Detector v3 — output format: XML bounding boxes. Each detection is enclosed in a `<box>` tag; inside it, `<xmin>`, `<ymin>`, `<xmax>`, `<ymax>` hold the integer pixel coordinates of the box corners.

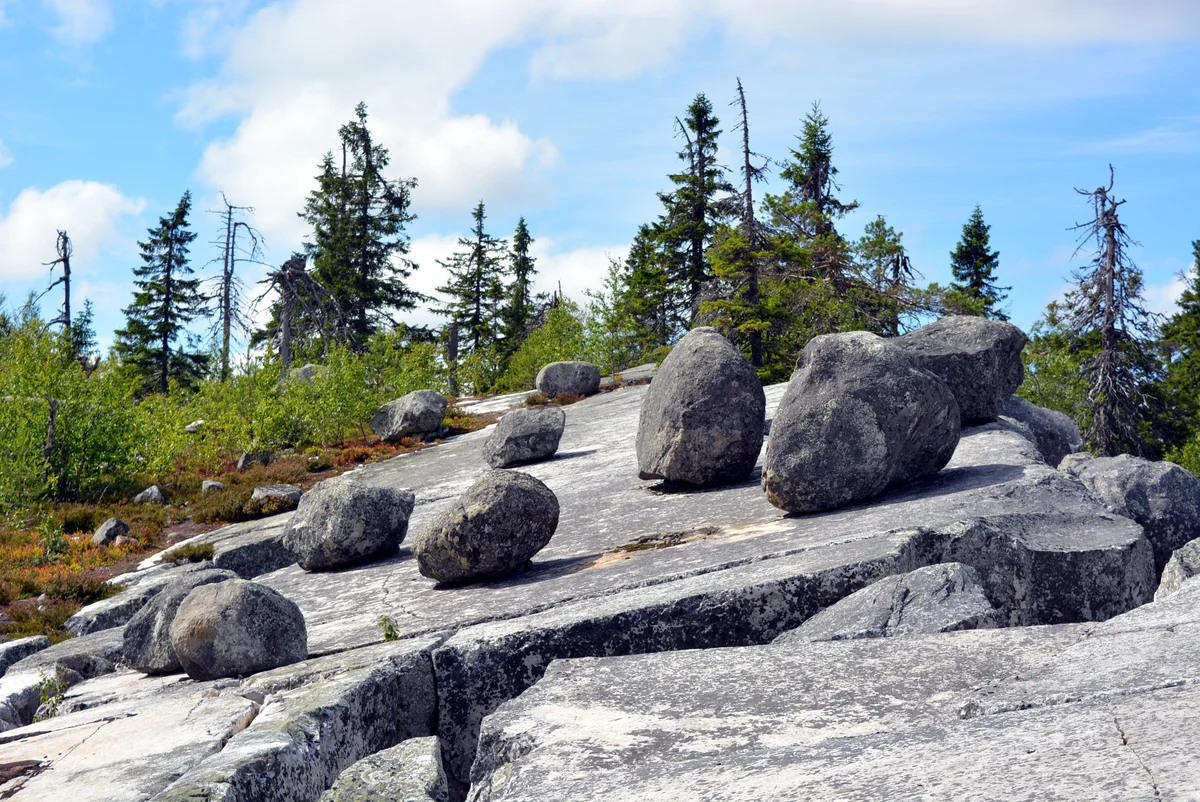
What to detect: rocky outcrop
<box><xmin>0</xmin><ymin>637</ymin><xmax>50</xmax><ymax>679</ymax></box>
<box><xmin>123</xmin><ymin>568</ymin><xmax>239</xmax><ymax>674</ymax></box>
<box><xmin>482</xmin><ymin>407</ymin><xmax>565</xmax><ymax>468</ymax></box>
<box><xmin>63</xmin><ymin>560</ymin><xmax>217</xmax><ymax>636</ymax></box>
<box><xmin>763</xmin><ymin>331</ymin><xmax>960</xmax><ymax>513</ymax></box>
<box><xmin>170</xmin><ymin>579</ymin><xmax>307</xmax><ymax>680</ymax></box>
<box><xmin>999</xmin><ymin>394</ymin><xmax>1083</xmax><ymax>466</ymax></box>
<box><xmin>91</xmin><ymin>517</ymin><xmax>129</xmax><ymax>546</ymax></box>
<box><xmin>370</xmin><ymin>390</ymin><xmax>448</xmax><ymax>443</ymax></box>
<box><xmin>319</xmin><ymin>736</ymin><xmax>448</xmax><ymax>802</ymax></box>
<box><xmin>774</xmin><ymin>562</ymin><xmax>1000</xmax><ymax>643</ymax></box>
<box><xmin>132</xmin><ymin>485</ymin><xmax>166</xmax><ymax>504</ymax></box>
<box><xmin>243</xmin><ymin>483</ymin><xmax>303</xmax><ymax>516</ymax></box>
<box><xmin>535</xmin><ymin>361</ymin><xmax>600</xmax><ymax>398</ymax></box>
<box><xmin>635</xmin><ymin>327</ymin><xmax>766</xmax><ymax>486</ymax></box>
<box><xmin>893</xmin><ymin>315</ymin><xmax>1027</xmax><ymax>423</ymax></box>
<box><xmin>283</xmin><ymin>478</ymin><xmax>416</xmax><ymax>570</ymax></box>
<box><xmin>1157</xmin><ymin>538</ymin><xmax>1200</xmax><ymax>599</ymax></box>
<box><xmin>1058</xmin><ymin>451</ymin><xmax>1094</xmax><ymax>476</ymax></box>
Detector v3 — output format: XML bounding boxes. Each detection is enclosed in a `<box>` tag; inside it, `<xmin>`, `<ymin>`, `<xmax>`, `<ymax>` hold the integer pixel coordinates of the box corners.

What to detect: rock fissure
<box><xmin>1114</xmin><ymin>714</ymin><xmax>1161</xmax><ymax>799</ymax></box>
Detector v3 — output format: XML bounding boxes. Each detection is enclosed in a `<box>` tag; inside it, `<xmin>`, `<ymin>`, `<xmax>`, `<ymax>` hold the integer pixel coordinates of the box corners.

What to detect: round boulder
<box><xmin>370</xmin><ymin>390</ymin><xmax>448</xmax><ymax>443</ymax></box>
<box><xmin>636</xmin><ymin>327</ymin><xmax>766</xmax><ymax>486</ymax></box>
<box><xmin>92</xmin><ymin>517</ymin><xmax>130</xmax><ymax>547</ymax></box>
<box><xmin>763</xmin><ymin>331</ymin><xmax>960</xmax><ymax>514</ymax></box>
<box><xmin>413</xmin><ymin>470</ymin><xmax>559</xmax><ymax>584</ymax></box>
<box><xmin>169</xmin><ymin>579</ymin><xmax>307</xmax><ymax>680</ymax></box>
<box><xmin>535</xmin><ymin>362</ymin><xmax>600</xmax><ymax>398</ymax></box>
<box><xmin>483</xmin><ymin>407</ymin><xmax>566</xmax><ymax>468</ymax></box>
<box><xmin>282</xmin><ymin>478</ymin><xmax>416</xmax><ymax>571</ymax></box>
<box><xmin>892</xmin><ymin>316</ymin><xmax>1027</xmax><ymax>423</ymax></box>
<box><xmin>123</xmin><ymin>568</ymin><xmax>239</xmax><ymax>674</ymax></box>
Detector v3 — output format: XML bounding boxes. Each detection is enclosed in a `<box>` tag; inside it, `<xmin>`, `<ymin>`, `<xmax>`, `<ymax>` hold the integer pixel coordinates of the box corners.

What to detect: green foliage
<box><xmin>497</xmin><ymin>303</ymin><xmax>587</xmax><ymax>392</ymax></box>
<box><xmin>378</xmin><ymin>614</ymin><xmax>399</xmax><ymax>641</ymax></box>
<box><xmin>436</xmin><ymin>201</ymin><xmax>509</xmax><ymax>360</ymax></box>
<box><xmin>38</xmin><ymin>516</ymin><xmax>68</xmax><ymax>563</ymax></box>
<box><xmin>949</xmin><ymin>205</ymin><xmax>1008</xmax><ymax>320</ymax></box>
<box><xmin>34</xmin><ymin>670</ymin><xmax>69</xmax><ymax>722</ymax></box>
<box><xmin>584</xmin><ymin>259</ymin><xmax>639</xmax><ymax>378</ymax></box>
<box><xmin>1018</xmin><ymin>303</ymin><xmax>1092</xmax><ymax>432</ymax></box>
<box><xmin>1160</xmin><ymin>239</ymin><xmax>1200</xmax><ymax>445</ymax></box>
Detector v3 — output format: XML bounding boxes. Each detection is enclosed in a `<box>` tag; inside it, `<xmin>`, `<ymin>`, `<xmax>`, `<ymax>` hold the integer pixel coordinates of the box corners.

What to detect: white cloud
<box><xmin>42</xmin><ymin>0</ymin><xmax>113</xmax><ymax>46</ymax></box>
<box><xmin>0</xmin><ymin>139</ymin><xmax>12</xmax><ymax>169</ymax></box>
<box><xmin>0</xmin><ymin>180</ymin><xmax>144</xmax><ymax>281</ymax></box>
<box><xmin>1146</xmin><ymin>273</ymin><xmax>1189</xmax><ymax>315</ymax></box>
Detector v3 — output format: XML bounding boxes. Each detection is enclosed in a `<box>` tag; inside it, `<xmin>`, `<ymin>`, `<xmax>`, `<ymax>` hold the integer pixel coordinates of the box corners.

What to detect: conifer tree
<box><xmin>623</xmin><ymin>224</ymin><xmax>682</xmax><ymax>357</ymax></box>
<box><xmin>500</xmin><ymin>217</ymin><xmax>538</xmax><ymax>351</ymax></box>
<box><xmin>948</xmin><ymin>205</ymin><xmax>1008</xmax><ymax>319</ymax></box>
<box><xmin>1160</xmin><ymin>238</ymin><xmax>1200</xmax><ymax>438</ymax></box>
<box><xmin>435</xmin><ymin>201</ymin><xmax>509</xmax><ymax>354</ymax></box>
<box><xmin>856</xmin><ymin>216</ymin><xmax>920</xmax><ymax>336</ymax></box>
<box><xmin>114</xmin><ymin>190</ymin><xmax>208</xmax><ymax>393</ymax></box>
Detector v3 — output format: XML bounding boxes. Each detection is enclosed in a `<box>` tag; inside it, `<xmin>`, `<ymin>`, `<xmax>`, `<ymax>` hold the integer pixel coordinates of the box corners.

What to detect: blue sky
<box><xmin>1</xmin><ymin>0</ymin><xmax>1199</xmax><ymax>353</ymax></box>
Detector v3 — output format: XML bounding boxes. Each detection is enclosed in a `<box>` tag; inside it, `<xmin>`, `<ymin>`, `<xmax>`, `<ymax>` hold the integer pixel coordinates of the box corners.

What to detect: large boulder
<box><xmin>483</xmin><ymin>407</ymin><xmax>566</xmax><ymax>468</ymax></box>
<box><xmin>370</xmin><ymin>390</ymin><xmax>448</xmax><ymax>443</ymax></box>
<box><xmin>123</xmin><ymin>568</ymin><xmax>239</xmax><ymax>674</ymax></box>
<box><xmin>169</xmin><ymin>579</ymin><xmax>307</xmax><ymax>680</ymax></box>
<box><xmin>535</xmin><ymin>361</ymin><xmax>600</xmax><ymax>398</ymax></box>
<box><xmin>243</xmin><ymin>483</ymin><xmax>303</xmax><ymax>516</ymax></box>
<box><xmin>318</xmin><ymin>736</ymin><xmax>449</xmax><ymax>802</ymax></box>
<box><xmin>999</xmin><ymin>395</ymin><xmax>1083</xmax><ymax>467</ymax></box>
<box><xmin>133</xmin><ymin>485</ymin><xmax>166</xmax><ymax>504</ymax></box>
<box><xmin>774</xmin><ymin>562</ymin><xmax>1001</xmax><ymax>644</ymax></box>
<box><xmin>282</xmin><ymin>478</ymin><xmax>416</xmax><ymax>570</ymax></box>
<box><xmin>1072</xmin><ymin>454</ymin><xmax>1200</xmax><ymax>574</ymax></box>
<box><xmin>92</xmin><ymin>517</ymin><xmax>130</xmax><ymax>546</ymax></box>
<box><xmin>635</xmin><ymin>327</ymin><xmax>766</xmax><ymax>486</ymax></box>
<box><xmin>1156</xmin><ymin>538</ymin><xmax>1200</xmax><ymax>600</ymax></box>
<box><xmin>893</xmin><ymin>316</ymin><xmax>1027</xmax><ymax>423</ymax></box>
<box><xmin>0</xmin><ymin>636</ymin><xmax>51</xmax><ymax>678</ymax></box>
<box><xmin>413</xmin><ymin>470</ymin><xmax>559</xmax><ymax>584</ymax></box>
<box><xmin>762</xmin><ymin>331</ymin><xmax>960</xmax><ymax>514</ymax></box>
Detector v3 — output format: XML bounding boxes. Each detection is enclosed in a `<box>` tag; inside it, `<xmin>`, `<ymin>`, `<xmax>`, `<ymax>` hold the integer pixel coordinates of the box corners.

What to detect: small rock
<box><xmin>1057</xmin><ymin>451</ymin><xmax>1095</xmax><ymax>477</ymax></box>
<box><xmin>201</xmin><ymin>480</ymin><xmax>225</xmax><ymax>495</ymax></box>
<box><xmin>999</xmin><ymin>395</ymin><xmax>1083</xmax><ymax>467</ymax></box>
<box><xmin>92</xmin><ymin>517</ymin><xmax>130</xmax><ymax>546</ymax></box>
<box><xmin>291</xmin><ymin>363</ymin><xmax>323</xmax><ymax>385</ymax></box>
<box><xmin>636</xmin><ymin>327</ymin><xmax>766</xmax><ymax>486</ymax></box>
<box><xmin>243</xmin><ymin>484</ymin><xmax>303</xmax><ymax>516</ymax></box>
<box><xmin>124</xmin><ymin>569</ymin><xmax>239</xmax><ymax>674</ymax></box>
<box><xmin>184</xmin><ymin>419</ymin><xmax>205</xmax><ymax>434</ymax></box>
<box><xmin>132</xmin><ymin>485</ymin><xmax>166</xmax><ymax>505</ymax></box>
<box><xmin>370</xmin><ymin>390</ymin><xmax>448</xmax><ymax>443</ymax></box>
<box><xmin>113</xmin><ymin>535</ymin><xmax>138</xmax><ymax>548</ymax></box>
<box><xmin>483</xmin><ymin>407</ymin><xmax>566</xmax><ymax>468</ymax></box>
<box><xmin>1156</xmin><ymin>538</ymin><xmax>1200</xmax><ymax>600</ymax></box>
<box><xmin>893</xmin><ymin>316</ymin><xmax>1028</xmax><ymax>423</ymax></box>
<box><xmin>169</xmin><ymin>579</ymin><xmax>308</xmax><ymax>680</ymax></box>
<box><xmin>535</xmin><ymin>361</ymin><xmax>601</xmax><ymax>398</ymax></box>
<box><xmin>237</xmin><ymin>451</ymin><xmax>273</xmax><ymax>471</ymax></box>
<box><xmin>0</xmin><ymin>636</ymin><xmax>51</xmax><ymax>678</ymax></box>
<box><xmin>318</xmin><ymin>736</ymin><xmax>449</xmax><ymax>802</ymax></box>
<box><xmin>283</xmin><ymin>478</ymin><xmax>416</xmax><ymax>571</ymax></box>
<box><xmin>413</xmin><ymin>470</ymin><xmax>559</xmax><ymax>584</ymax></box>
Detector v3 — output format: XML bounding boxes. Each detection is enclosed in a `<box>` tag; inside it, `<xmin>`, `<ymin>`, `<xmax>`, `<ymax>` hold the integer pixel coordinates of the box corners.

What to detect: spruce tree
<box><xmin>948</xmin><ymin>205</ymin><xmax>1008</xmax><ymax>319</ymax></box>
<box><xmin>435</xmin><ymin>201</ymin><xmax>509</xmax><ymax>354</ymax></box>
<box><xmin>500</xmin><ymin>217</ymin><xmax>538</xmax><ymax>351</ymax></box>
<box><xmin>1160</xmin><ymin>238</ymin><xmax>1200</xmax><ymax>440</ymax></box>
<box><xmin>114</xmin><ymin>190</ymin><xmax>208</xmax><ymax>393</ymax></box>
<box><xmin>623</xmin><ymin>224</ymin><xmax>682</xmax><ymax>357</ymax></box>
<box><xmin>856</xmin><ymin>216</ymin><xmax>920</xmax><ymax>336</ymax></box>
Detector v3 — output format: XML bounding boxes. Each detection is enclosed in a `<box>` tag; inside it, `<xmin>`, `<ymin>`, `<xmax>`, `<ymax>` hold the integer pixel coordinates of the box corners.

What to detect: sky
<box><xmin>1</xmin><ymin>0</ymin><xmax>1199</xmax><ymax>353</ymax></box>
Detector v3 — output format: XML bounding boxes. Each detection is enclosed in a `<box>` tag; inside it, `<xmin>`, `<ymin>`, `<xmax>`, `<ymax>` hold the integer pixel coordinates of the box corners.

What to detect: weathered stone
<box><xmin>184</xmin><ymin>419</ymin><xmax>204</xmax><ymax>434</ymax></box>
<box><xmin>113</xmin><ymin>534</ymin><xmax>137</xmax><ymax>547</ymax></box>
<box><xmin>123</xmin><ymin>568</ymin><xmax>239</xmax><ymax>674</ymax></box>
<box><xmin>243</xmin><ymin>483</ymin><xmax>303</xmax><ymax>516</ymax></box>
<box><xmin>283</xmin><ymin>478</ymin><xmax>416</xmax><ymax>570</ymax></box>
<box><xmin>482</xmin><ymin>407</ymin><xmax>566</xmax><ymax>468</ymax></box>
<box><xmin>1157</xmin><ymin>537</ymin><xmax>1200</xmax><ymax>599</ymax></box>
<box><xmin>170</xmin><ymin>579</ymin><xmax>307</xmax><ymax>680</ymax></box>
<box><xmin>132</xmin><ymin>484</ymin><xmax>166</xmax><ymax>504</ymax></box>
<box><xmin>635</xmin><ymin>327</ymin><xmax>766</xmax><ymax>486</ymax></box>
<box><xmin>320</xmin><ymin>736</ymin><xmax>448</xmax><ymax>802</ymax></box>
<box><xmin>137</xmin><ymin>515</ymin><xmax>296</xmax><ymax>580</ymax></box>
<box><xmin>999</xmin><ymin>394</ymin><xmax>1083</xmax><ymax>466</ymax></box>
<box><xmin>414</xmin><ymin>470</ymin><xmax>559</xmax><ymax>584</ymax></box>
<box><xmin>893</xmin><ymin>315</ymin><xmax>1028</xmax><ymax>423</ymax></box>
<box><xmin>201</xmin><ymin>479</ymin><xmax>225</xmax><ymax>494</ymax></box>
<box><xmin>91</xmin><ymin>517</ymin><xmax>129</xmax><ymax>546</ymax></box>
<box><xmin>762</xmin><ymin>331</ymin><xmax>960</xmax><ymax>513</ymax></box>
<box><xmin>1058</xmin><ymin>451</ymin><xmax>1095</xmax><ymax>476</ymax></box>
<box><xmin>370</xmin><ymin>390</ymin><xmax>448</xmax><ymax>443</ymax></box>
<box><xmin>774</xmin><ymin>562</ymin><xmax>1001</xmax><ymax>644</ymax></box>
<box><xmin>63</xmin><ymin>560</ymin><xmax>216</xmax><ymax>636</ymax></box>
<box><xmin>0</xmin><ymin>629</ymin><xmax>124</xmax><ymax>730</ymax></box>
<box><xmin>534</xmin><ymin>361</ymin><xmax>600</xmax><ymax>398</ymax></box>
<box><xmin>237</xmin><ymin>450</ymin><xmax>273</xmax><ymax>470</ymax></box>
<box><xmin>0</xmin><ymin>637</ymin><xmax>50</xmax><ymax>679</ymax></box>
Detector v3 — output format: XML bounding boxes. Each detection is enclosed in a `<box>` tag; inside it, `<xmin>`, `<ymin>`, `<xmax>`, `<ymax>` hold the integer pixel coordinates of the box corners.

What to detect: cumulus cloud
<box><xmin>42</xmin><ymin>0</ymin><xmax>113</xmax><ymax>46</ymax></box>
<box><xmin>1145</xmin><ymin>273</ymin><xmax>1189</xmax><ymax>315</ymax></box>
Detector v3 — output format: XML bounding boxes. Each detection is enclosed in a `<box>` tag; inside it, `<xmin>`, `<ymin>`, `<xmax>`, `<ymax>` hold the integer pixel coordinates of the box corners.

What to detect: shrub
<box><xmin>42</xmin><ymin>574</ymin><xmax>116</xmax><ymax>605</ymax></box>
<box><xmin>191</xmin><ymin>487</ymin><xmax>253</xmax><ymax>524</ymax></box>
<box><xmin>163</xmin><ymin>541</ymin><xmax>215</xmax><ymax>564</ymax></box>
<box><xmin>58</xmin><ymin>507</ymin><xmax>97</xmax><ymax>534</ymax></box>
<box><xmin>497</xmin><ymin>304</ymin><xmax>587</xmax><ymax>393</ymax></box>
<box><xmin>524</xmin><ymin>392</ymin><xmax>550</xmax><ymax>407</ymax></box>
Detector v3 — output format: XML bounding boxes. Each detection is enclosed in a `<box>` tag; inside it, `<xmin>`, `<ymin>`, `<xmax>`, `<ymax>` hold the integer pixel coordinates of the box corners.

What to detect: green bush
<box><xmin>497</xmin><ymin>304</ymin><xmax>587</xmax><ymax>393</ymax></box>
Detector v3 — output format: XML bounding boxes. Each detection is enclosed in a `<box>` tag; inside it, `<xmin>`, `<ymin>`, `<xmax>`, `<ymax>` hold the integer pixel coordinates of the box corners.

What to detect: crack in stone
<box><xmin>1114</xmin><ymin>714</ymin><xmax>1161</xmax><ymax>799</ymax></box>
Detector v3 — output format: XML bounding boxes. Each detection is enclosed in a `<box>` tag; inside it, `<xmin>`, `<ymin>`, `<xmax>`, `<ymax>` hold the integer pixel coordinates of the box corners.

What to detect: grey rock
<box><xmin>1058</xmin><ymin>451</ymin><xmax>1095</xmax><ymax>476</ymax></box>
<box><xmin>243</xmin><ymin>483</ymin><xmax>303</xmax><ymax>516</ymax></box>
<box><xmin>113</xmin><ymin>535</ymin><xmax>137</xmax><ymax>547</ymax></box>
<box><xmin>291</xmin><ymin>363</ymin><xmax>323</xmax><ymax>385</ymax></box>
<box><xmin>414</xmin><ymin>470</ymin><xmax>559</xmax><ymax>584</ymax></box>
<box><xmin>774</xmin><ymin>562</ymin><xmax>1001</xmax><ymax>644</ymax></box>
<box><xmin>999</xmin><ymin>394</ymin><xmax>1083</xmax><ymax>466</ymax></box>
<box><xmin>0</xmin><ymin>636</ymin><xmax>51</xmax><ymax>678</ymax></box>
<box><xmin>0</xmin><ymin>629</ymin><xmax>124</xmax><ymax>728</ymax></box>
<box><xmin>132</xmin><ymin>484</ymin><xmax>166</xmax><ymax>504</ymax></box>
<box><xmin>893</xmin><ymin>315</ymin><xmax>1028</xmax><ymax>423</ymax></box>
<box><xmin>282</xmin><ymin>478</ymin><xmax>416</xmax><ymax>571</ymax></box>
<box><xmin>63</xmin><ymin>561</ymin><xmax>216</xmax><ymax>636</ymax></box>
<box><xmin>635</xmin><ymin>327</ymin><xmax>766</xmax><ymax>486</ymax></box>
<box><xmin>237</xmin><ymin>450</ymin><xmax>273</xmax><ymax>470</ymax></box>
<box><xmin>169</xmin><ymin>579</ymin><xmax>307</xmax><ymax>680</ymax></box>
<box><xmin>151</xmin><ymin>515</ymin><xmax>297</xmax><ymax>580</ymax></box>
<box><xmin>184</xmin><ymin>419</ymin><xmax>204</xmax><ymax>434</ymax></box>
<box><xmin>201</xmin><ymin>479</ymin><xmax>225</xmax><ymax>494</ymax></box>
<box><xmin>534</xmin><ymin>361</ymin><xmax>600</xmax><ymax>398</ymax></box>
<box><xmin>370</xmin><ymin>390</ymin><xmax>449</xmax><ymax>443</ymax></box>
<box><xmin>482</xmin><ymin>407</ymin><xmax>565</xmax><ymax>468</ymax></box>
<box><xmin>91</xmin><ymin>517</ymin><xmax>130</xmax><ymax>546</ymax></box>
<box><xmin>123</xmin><ymin>568</ymin><xmax>239</xmax><ymax>674</ymax></box>
<box><xmin>762</xmin><ymin>331</ymin><xmax>961</xmax><ymax>513</ymax></box>
<box><xmin>1157</xmin><ymin>537</ymin><xmax>1200</xmax><ymax>599</ymax></box>
<box><xmin>320</xmin><ymin>736</ymin><xmax>448</xmax><ymax>802</ymax></box>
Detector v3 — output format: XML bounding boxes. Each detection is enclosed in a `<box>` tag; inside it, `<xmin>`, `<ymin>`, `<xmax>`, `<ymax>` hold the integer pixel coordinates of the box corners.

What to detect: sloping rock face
<box><xmin>763</xmin><ymin>331</ymin><xmax>960</xmax><ymax>513</ymax></box>
<box><xmin>535</xmin><ymin>361</ymin><xmax>601</xmax><ymax>397</ymax></box>
<box><xmin>319</xmin><ymin>736</ymin><xmax>448</xmax><ymax>802</ymax></box>
<box><xmin>482</xmin><ymin>407</ymin><xmax>565</xmax><ymax>468</ymax></box>
<box><xmin>999</xmin><ymin>394</ymin><xmax>1083</xmax><ymax>466</ymax></box>
<box><xmin>283</xmin><ymin>478</ymin><xmax>416</xmax><ymax>570</ymax></box>
<box><xmin>1157</xmin><ymin>537</ymin><xmax>1200</xmax><ymax>599</ymax></box>
<box><xmin>636</xmin><ymin>327</ymin><xmax>766</xmax><ymax>486</ymax></box>
<box><xmin>894</xmin><ymin>315</ymin><xmax>1027</xmax><ymax>423</ymax></box>
<box><xmin>0</xmin><ymin>637</ymin><xmax>50</xmax><ymax>678</ymax></box>
<box><xmin>64</xmin><ymin>560</ymin><xmax>218</xmax><ymax>636</ymax></box>
<box><xmin>774</xmin><ymin>562</ymin><xmax>1000</xmax><ymax>643</ymax></box>
<box><xmin>123</xmin><ymin>567</ymin><xmax>239</xmax><ymax>674</ymax></box>
<box><xmin>371</xmin><ymin>390</ymin><xmax>448</xmax><ymax>443</ymax></box>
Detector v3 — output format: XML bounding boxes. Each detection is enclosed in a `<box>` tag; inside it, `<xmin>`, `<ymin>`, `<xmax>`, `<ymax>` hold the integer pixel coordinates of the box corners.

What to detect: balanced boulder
<box><xmin>370</xmin><ymin>390</ymin><xmax>448</xmax><ymax>443</ymax></box>
<box><xmin>893</xmin><ymin>316</ymin><xmax>1027</xmax><ymax>423</ymax></box>
<box><xmin>999</xmin><ymin>395</ymin><xmax>1082</xmax><ymax>466</ymax></box>
<box><xmin>413</xmin><ymin>470</ymin><xmax>558</xmax><ymax>584</ymax></box>
<box><xmin>92</xmin><ymin>517</ymin><xmax>130</xmax><ymax>546</ymax></box>
<box><xmin>483</xmin><ymin>407</ymin><xmax>566</xmax><ymax>468</ymax></box>
<box><xmin>763</xmin><ymin>331</ymin><xmax>960</xmax><ymax>514</ymax></box>
<box><xmin>133</xmin><ymin>485</ymin><xmax>166</xmax><ymax>504</ymax></box>
<box><xmin>535</xmin><ymin>361</ymin><xmax>600</xmax><ymax>398</ymax></box>
<box><xmin>282</xmin><ymin>478</ymin><xmax>416</xmax><ymax>570</ymax></box>
<box><xmin>243</xmin><ymin>483</ymin><xmax>303</xmax><ymax>516</ymax></box>
<box><xmin>1156</xmin><ymin>538</ymin><xmax>1200</xmax><ymax>600</ymax></box>
<box><xmin>169</xmin><ymin>579</ymin><xmax>307</xmax><ymax>680</ymax></box>
<box><xmin>636</xmin><ymin>327</ymin><xmax>766</xmax><ymax>486</ymax></box>
<box><xmin>123</xmin><ymin>568</ymin><xmax>238</xmax><ymax>674</ymax></box>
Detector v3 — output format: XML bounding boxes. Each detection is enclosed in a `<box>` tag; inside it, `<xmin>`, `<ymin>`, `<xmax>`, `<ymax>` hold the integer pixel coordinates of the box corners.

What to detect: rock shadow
<box><xmin>643</xmin><ymin>467</ymin><xmax>764</xmax><ymax>496</ymax></box>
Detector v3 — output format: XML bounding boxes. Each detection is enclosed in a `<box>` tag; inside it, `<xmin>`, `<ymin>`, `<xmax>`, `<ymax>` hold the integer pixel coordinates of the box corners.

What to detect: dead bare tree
<box><xmin>728</xmin><ymin>77</ymin><xmax>771</xmax><ymax>366</ymax></box>
<box><xmin>205</xmin><ymin>194</ymin><xmax>267</xmax><ymax>380</ymax></box>
<box><xmin>37</xmin><ymin>230</ymin><xmax>73</xmax><ymax>329</ymax></box>
<box><xmin>256</xmin><ymin>255</ymin><xmax>340</xmax><ymax>370</ymax></box>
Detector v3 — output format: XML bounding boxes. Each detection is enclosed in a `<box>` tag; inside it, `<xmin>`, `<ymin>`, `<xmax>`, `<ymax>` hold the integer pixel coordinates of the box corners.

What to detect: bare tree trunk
<box><xmin>446</xmin><ymin>322</ymin><xmax>460</xmax><ymax>398</ymax></box>
<box><xmin>735</xmin><ymin>79</ymin><xmax>763</xmax><ymax>368</ymax></box>
<box><xmin>221</xmin><ymin>203</ymin><xmax>234</xmax><ymax>381</ymax></box>
<box><xmin>280</xmin><ymin>289</ymin><xmax>295</xmax><ymax>371</ymax></box>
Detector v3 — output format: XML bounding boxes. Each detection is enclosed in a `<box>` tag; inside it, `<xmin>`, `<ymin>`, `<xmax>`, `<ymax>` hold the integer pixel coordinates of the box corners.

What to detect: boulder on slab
<box><xmin>243</xmin><ymin>484</ymin><xmax>303</xmax><ymax>516</ymax></box>
<box><xmin>282</xmin><ymin>478</ymin><xmax>416</xmax><ymax>571</ymax></box>
<box><xmin>370</xmin><ymin>390</ymin><xmax>448</xmax><ymax>443</ymax></box>
<box><xmin>92</xmin><ymin>517</ymin><xmax>130</xmax><ymax>546</ymax></box>
<box><xmin>482</xmin><ymin>407</ymin><xmax>566</xmax><ymax>468</ymax></box>
<box><xmin>999</xmin><ymin>395</ymin><xmax>1083</xmax><ymax>467</ymax></box>
<box><xmin>774</xmin><ymin>562</ymin><xmax>1001</xmax><ymax>644</ymax></box>
<box><xmin>1156</xmin><ymin>538</ymin><xmax>1200</xmax><ymax>600</ymax></box>
<box><xmin>133</xmin><ymin>485</ymin><xmax>166</xmax><ymax>505</ymax></box>
<box><xmin>319</xmin><ymin>736</ymin><xmax>448</xmax><ymax>802</ymax></box>
<box><xmin>169</xmin><ymin>578</ymin><xmax>307</xmax><ymax>680</ymax></box>
<box><xmin>762</xmin><ymin>331</ymin><xmax>960</xmax><ymax>514</ymax></box>
<box><xmin>123</xmin><ymin>568</ymin><xmax>239</xmax><ymax>674</ymax></box>
<box><xmin>1058</xmin><ymin>451</ymin><xmax>1095</xmax><ymax>476</ymax></box>
<box><xmin>236</xmin><ymin>450</ymin><xmax>273</xmax><ymax>470</ymax></box>
<box><xmin>535</xmin><ymin>361</ymin><xmax>600</xmax><ymax>398</ymax></box>
<box><xmin>635</xmin><ymin>327</ymin><xmax>766</xmax><ymax>487</ymax></box>
<box><xmin>893</xmin><ymin>316</ymin><xmax>1028</xmax><ymax>423</ymax></box>
<box><xmin>413</xmin><ymin>470</ymin><xmax>558</xmax><ymax>584</ymax></box>
<box><xmin>201</xmin><ymin>480</ymin><xmax>225</xmax><ymax>495</ymax></box>
<box><xmin>0</xmin><ymin>636</ymin><xmax>51</xmax><ymax>678</ymax></box>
